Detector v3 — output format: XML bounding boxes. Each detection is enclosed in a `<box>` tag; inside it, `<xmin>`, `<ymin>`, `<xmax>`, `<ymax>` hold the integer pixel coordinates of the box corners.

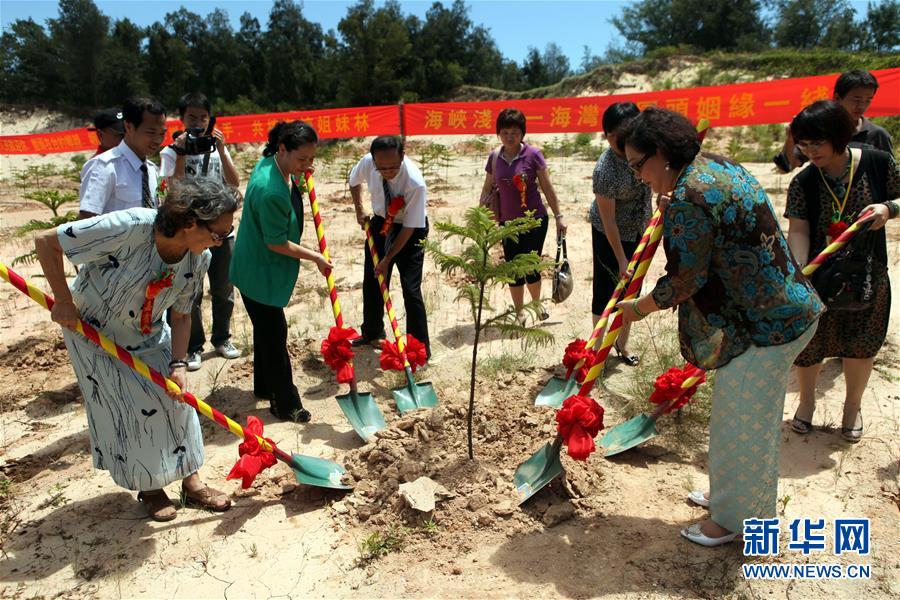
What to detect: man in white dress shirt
<box><xmin>78</xmin><ymin>96</ymin><xmax>167</xmax><ymax>219</ymax></box>
<box><xmin>350</xmin><ymin>136</ymin><xmax>431</xmax><ymax>357</ymax></box>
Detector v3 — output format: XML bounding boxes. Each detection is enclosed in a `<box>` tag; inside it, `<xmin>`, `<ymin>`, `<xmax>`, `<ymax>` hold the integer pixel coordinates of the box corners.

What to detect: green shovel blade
<box><xmin>290</xmin><ymin>453</ymin><xmax>352</xmax><ymax>490</ymax></box>
<box><xmin>599</xmin><ymin>414</ymin><xmax>659</xmax><ymax>457</ymax></box>
<box><xmin>336</xmin><ymin>390</ymin><xmax>386</xmax><ymax>441</ymax></box>
<box><xmin>513</xmin><ymin>439</ymin><xmax>563</xmax><ymax>505</ymax></box>
<box><xmin>534</xmin><ymin>375</ymin><xmax>578</xmax><ymax>408</ymax></box>
<box><xmin>393</xmin><ymin>368</ymin><xmax>439</xmax><ymax>414</ymax></box>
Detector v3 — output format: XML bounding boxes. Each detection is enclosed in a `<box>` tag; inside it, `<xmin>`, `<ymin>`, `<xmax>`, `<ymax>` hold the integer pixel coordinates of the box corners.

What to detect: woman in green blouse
<box><xmin>230</xmin><ymin>121</ymin><xmax>331</xmax><ymax>421</ymax></box>
<box><xmin>615</xmin><ymin>108</ymin><xmax>823</xmax><ymax>547</ymax></box>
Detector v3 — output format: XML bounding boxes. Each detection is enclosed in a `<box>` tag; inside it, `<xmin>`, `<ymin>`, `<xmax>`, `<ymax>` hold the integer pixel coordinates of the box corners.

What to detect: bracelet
<box><xmin>885</xmin><ymin>200</ymin><xmax>899</xmax><ymax>219</ymax></box>
<box><xmin>168</xmin><ymin>360</ymin><xmax>188</xmax><ymax>369</ymax></box>
<box><xmin>554</xmin><ymin>213</ymin><xmax>564</xmax><ymax>219</ymax></box>
<box><xmin>632</xmin><ymin>301</ymin><xmax>649</xmax><ymax>319</ymax></box>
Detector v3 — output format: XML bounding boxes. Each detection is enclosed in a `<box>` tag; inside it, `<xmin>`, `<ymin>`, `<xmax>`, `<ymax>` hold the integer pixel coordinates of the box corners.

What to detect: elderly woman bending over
<box><xmin>35</xmin><ymin>177</ymin><xmax>240</xmax><ymax>521</ymax></box>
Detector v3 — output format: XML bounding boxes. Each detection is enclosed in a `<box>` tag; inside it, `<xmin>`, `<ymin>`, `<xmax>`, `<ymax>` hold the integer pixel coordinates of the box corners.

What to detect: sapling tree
<box><xmin>423</xmin><ymin>207</ymin><xmax>555</xmax><ymax>459</ymax></box>
<box><xmin>12</xmin><ymin>166</ymin><xmax>79</xmax><ymax>266</ymax></box>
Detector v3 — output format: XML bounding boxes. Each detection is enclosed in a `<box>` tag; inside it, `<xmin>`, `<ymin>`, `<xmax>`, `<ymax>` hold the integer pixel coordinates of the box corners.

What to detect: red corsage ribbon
<box><xmin>381</xmin><ymin>196</ymin><xmax>405</xmax><ymax>235</ymax></box>
<box><xmin>512</xmin><ymin>174</ymin><xmax>527</xmax><ymax>209</ymax></box>
<box><xmin>379</xmin><ymin>334</ymin><xmax>428</xmax><ymax>373</ymax></box>
<box><xmin>140</xmin><ymin>269</ymin><xmax>174</xmax><ymax>333</ymax></box>
<box><xmin>555</xmin><ymin>394</ymin><xmax>605</xmax><ymax>461</ymax></box>
<box><xmin>226</xmin><ymin>416</ymin><xmax>277</xmax><ymax>489</ymax></box>
<box><xmin>320</xmin><ymin>326</ymin><xmax>357</xmax><ymax>384</ymax></box>
<box><xmin>648</xmin><ymin>363</ymin><xmax>706</xmax><ymax>413</ymax></box>
<box><xmin>826</xmin><ymin>219</ymin><xmax>850</xmax><ymax>242</ymax></box>
<box><xmin>562</xmin><ymin>339</ymin><xmax>597</xmax><ymax>383</ymax></box>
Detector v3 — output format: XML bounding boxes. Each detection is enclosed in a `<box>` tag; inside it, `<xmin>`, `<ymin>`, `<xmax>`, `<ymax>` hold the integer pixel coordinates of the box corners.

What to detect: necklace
<box><xmin>818</xmin><ymin>149</ymin><xmax>855</xmax><ymax>226</ymax></box>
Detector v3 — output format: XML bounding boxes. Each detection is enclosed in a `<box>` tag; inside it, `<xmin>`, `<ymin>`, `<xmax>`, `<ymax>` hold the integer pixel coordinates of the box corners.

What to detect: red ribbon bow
<box><xmin>555</xmin><ymin>394</ymin><xmax>605</xmax><ymax>461</ymax></box>
<box><xmin>380</xmin><ymin>196</ymin><xmax>405</xmax><ymax>235</ymax></box>
<box><xmin>379</xmin><ymin>334</ymin><xmax>428</xmax><ymax>373</ymax></box>
<box><xmin>562</xmin><ymin>339</ymin><xmax>597</xmax><ymax>383</ymax></box>
<box><xmin>827</xmin><ymin>220</ymin><xmax>850</xmax><ymax>241</ymax></box>
<box><xmin>226</xmin><ymin>416</ymin><xmax>277</xmax><ymax>489</ymax></box>
<box><xmin>648</xmin><ymin>364</ymin><xmax>706</xmax><ymax>413</ymax></box>
<box><xmin>320</xmin><ymin>326</ymin><xmax>357</xmax><ymax>384</ymax></box>
<box><xmin>512</xmin><ymin>174</ymin><xmax>527</xmax><ymax>209</ymax></box>
<box><xmin>140</xmin><ymin>270</ymin><xmax>174</xmax><ymax>333</ymax></box>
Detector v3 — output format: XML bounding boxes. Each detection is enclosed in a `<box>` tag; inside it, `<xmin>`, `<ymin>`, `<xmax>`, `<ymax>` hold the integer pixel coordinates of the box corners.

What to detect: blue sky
<box><xmin>1</xmin><ymin>0</ymin><xmax>631</xmax><ymax>67</ymax></box>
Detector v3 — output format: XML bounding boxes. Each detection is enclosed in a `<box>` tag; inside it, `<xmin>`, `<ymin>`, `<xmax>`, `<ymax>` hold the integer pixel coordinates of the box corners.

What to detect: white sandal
<box><xmin>687</xmin><ymin>490</ymin><xmax>709</xmax><ymax>508</ymax></box>
<box><xmin>680</xmin><ymin>522</ymin><xmax>737</xmax><ymax>547</ymax></box>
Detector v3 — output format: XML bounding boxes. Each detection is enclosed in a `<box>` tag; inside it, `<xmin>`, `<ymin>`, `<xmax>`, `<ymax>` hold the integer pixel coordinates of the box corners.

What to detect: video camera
<box><xmin>172</xmin><ymin>116</ymin><xmax>217</xmax><ymax>156</ymax></box>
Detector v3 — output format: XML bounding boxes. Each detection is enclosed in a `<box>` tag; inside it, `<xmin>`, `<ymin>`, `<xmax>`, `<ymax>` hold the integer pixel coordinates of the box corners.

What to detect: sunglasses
<box><xmin>628</xmin><ymin>153</ymin><xmax>653</xmax><ymax>175</ymax></box>
<box><xmin>203</xmin><ymin>223</ymin><xmax>233</xmax><ymax>242</ymax></box>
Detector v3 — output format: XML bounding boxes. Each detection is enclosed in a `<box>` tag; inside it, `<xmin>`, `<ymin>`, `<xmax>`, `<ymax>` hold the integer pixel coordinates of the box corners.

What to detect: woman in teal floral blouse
<box><xmin>615</xmin><ymin>107</ymin><xmax>823</xmax><ymax>547</ymax></box>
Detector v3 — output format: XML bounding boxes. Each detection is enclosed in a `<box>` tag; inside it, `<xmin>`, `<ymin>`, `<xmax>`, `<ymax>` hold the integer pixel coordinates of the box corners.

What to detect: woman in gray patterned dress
<box><xmin>591</xmin><ymin>102</ymin><xmax>652</xmax><ymax>365</ymax></box>
<box><xmin>34</xmin><ymin>178</ymin><xmax>240</xmax><ymax>521</ymax></box>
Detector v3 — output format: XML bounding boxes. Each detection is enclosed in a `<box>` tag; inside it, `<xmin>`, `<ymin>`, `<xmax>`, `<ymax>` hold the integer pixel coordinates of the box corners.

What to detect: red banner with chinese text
<box><xmin>0</xmin><ymin>105</ymin><xmax>400</xmax><ymax>155</ymax></box>
<box><xmin>404</xmin><ymin>67</ymin><xmax>900</xmax><ymax>135</ymax></box>
<box><xmin>2</xmin><ymin>69</ymin><xmax>898</xmax><ymax>155</ymax></box>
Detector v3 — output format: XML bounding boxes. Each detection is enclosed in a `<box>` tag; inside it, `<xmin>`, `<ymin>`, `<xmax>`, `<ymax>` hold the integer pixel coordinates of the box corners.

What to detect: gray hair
<box><xmin>155</xmin><ymin>177</ymin><xmax>241</xmax><ymax>237</ymax></box>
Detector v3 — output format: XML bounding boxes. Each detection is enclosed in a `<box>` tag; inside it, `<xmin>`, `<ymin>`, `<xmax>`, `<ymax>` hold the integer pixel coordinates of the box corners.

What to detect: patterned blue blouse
<box><xmin>650</xmin><ymin>154</ymin><xmax>824</xmax><ymax>370</ymax></box>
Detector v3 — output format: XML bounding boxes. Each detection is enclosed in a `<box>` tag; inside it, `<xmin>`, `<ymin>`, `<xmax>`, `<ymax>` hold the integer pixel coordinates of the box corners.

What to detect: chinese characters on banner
<box><xmin>0</xmin><ymin>105</ymin><xmax>402</xmax><ymax>155</ymax></box>
<box><xmin>1</xmin><ymin>68</ymin><xmax>897</xmax><ymax>155</ymax></box>
<box><xmin>404</xmin><ymin>67</ymin><xmax>899</xmax><ymax>135</ymax></box>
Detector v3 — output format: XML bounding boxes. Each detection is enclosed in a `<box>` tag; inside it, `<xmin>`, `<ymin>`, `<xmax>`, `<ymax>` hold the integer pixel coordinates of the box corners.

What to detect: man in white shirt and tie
<box><xmin>78</xmin><ymin>96</ymin><xmax>168</xmax><ymax>219</ymax></box>
<box><xmin>350</xmin><ymin>136</ymin><xmax>431</xmax><ymax>358</ymax></box>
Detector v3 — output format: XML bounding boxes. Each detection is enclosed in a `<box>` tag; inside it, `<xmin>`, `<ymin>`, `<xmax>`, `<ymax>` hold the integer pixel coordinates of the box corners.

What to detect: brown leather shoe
<box><xmin>137</xmin><ymin>490</ymin><xmax>177</xmax><ymax>522</ymax></box>
<box><xmin>182</xmin><ymin>485</ymin><xmax>232</xmax><ymax>512</ymax></box>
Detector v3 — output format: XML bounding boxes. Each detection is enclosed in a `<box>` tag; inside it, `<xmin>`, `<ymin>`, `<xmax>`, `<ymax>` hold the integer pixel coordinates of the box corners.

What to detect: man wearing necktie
<box><xmin>79</xmin><ymin>96</ymin><xmax>167</xmax><ymax>219</ymax></box>
<box><xmin>350</xmin><ymin>136</ymin><xmax>431</xmax><ymax>358</ymax></box>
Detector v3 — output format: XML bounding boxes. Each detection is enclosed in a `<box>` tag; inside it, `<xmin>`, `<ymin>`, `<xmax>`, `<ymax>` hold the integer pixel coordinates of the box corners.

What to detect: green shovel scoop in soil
<box><xmin>364</xmin><ymin>221</ymin><xmax>438</xmax><ymax>414</ymax></box>
<box><xmin>307</xmin><ymin>171</ymin><xmax>386</xmax><ymax>441</ymax></box>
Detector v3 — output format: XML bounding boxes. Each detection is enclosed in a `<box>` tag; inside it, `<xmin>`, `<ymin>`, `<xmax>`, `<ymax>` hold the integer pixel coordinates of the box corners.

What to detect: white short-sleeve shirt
<box><xmin>159</xmin><ymin>145</ymin><xmax>232</xmax><ymax>182</ymax></box>
<box><xmin>79</xmin><ymin>141</ymin><xmax>159</xmax><ymax>215</ymax></box>
<box><xmin>348</xmin><ymin>154</ymin><xmax>427</xmax><ymax>228</ymax></box>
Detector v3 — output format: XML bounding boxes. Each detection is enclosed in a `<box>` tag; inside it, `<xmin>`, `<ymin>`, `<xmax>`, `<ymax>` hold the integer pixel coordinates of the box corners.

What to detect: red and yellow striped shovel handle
<box><xmin>304</xmin><ymin>171</ymin><xmax>344</xmax><ymax>329</ymax></box>
<box><xmin>362</xmin><ymin>221</ymin><xmax>409</xmax><ymax>365</ymax></box>
<box><xmin>584</xmin><ymin>208</ymin><xmax>664</xmax><ymax>353</ymax></box>
<box><xmin>0</xmin><ymin>262</ymin><xmax>287</xmax><ymax>461</ymax></box>
<box><xmin>802</xmin><ymin>210</ymin><xmax>873</xmax><ymax>277</ymax></box>
<box><xmin>578</xmin><ymin>216</ymin><xmax>665</xmax><ymax>389</ymax></box>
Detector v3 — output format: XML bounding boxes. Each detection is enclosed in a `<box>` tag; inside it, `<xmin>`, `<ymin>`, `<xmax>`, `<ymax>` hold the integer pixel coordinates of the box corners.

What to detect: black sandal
<box><xmin>613</xmin><ymin>344</ymin><xmax>640</xmax><ymax>367</ymax></box>
<box><xmin>790</xmin><ymin>415</ymin><xmax>813</xmax><ymax>434</ymax></box>
<box><xmin>841</xmin><ymin>412</ymin><xmax>863</xmax><ymax>443</ymax></box>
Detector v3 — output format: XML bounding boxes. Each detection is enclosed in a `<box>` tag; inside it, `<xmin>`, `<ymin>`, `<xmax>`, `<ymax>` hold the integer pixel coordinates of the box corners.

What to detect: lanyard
<box><xmin>817</xmin><ymin>150</ymin><xmax>855</xmax><ymax>222</ymax></box>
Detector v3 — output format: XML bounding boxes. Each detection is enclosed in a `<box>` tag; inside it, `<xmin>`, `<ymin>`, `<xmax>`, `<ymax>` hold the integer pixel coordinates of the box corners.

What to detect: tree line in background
<box><xmin>1</xmin><ymin>0</ymin><xmax>898</xmax><ymax>116</ymax></box>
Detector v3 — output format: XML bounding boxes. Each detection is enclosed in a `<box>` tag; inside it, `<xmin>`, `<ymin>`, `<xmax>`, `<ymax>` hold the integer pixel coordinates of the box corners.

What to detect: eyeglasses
<box><xmin>794</xmin><ymin>140</ymin><xmax>827</xmax><ymax>151</ymax></box>
<box><xmin>628</xmin><ymin>153</ymin><xmax>652</xmax><ymax>175</ymax></box>
<box><xmin>203</xmin><ymin>223</ymin><xmax>233</xmax><ymax>242</ymax></box>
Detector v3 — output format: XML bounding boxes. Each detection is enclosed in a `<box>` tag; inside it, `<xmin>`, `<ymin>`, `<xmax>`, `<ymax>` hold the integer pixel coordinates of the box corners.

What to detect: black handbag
<box><xmin>809</xmin><ymin>224</ymin><xmax>876</xmax><ymax>312</ymax></box>
<box><xmin>551</xmin><ymin>235</ymin><xmax>573</xmax><ymax>303</ymax></box>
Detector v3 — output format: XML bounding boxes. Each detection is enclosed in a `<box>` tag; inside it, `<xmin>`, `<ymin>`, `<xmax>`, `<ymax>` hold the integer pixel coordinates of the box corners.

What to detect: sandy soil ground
<box><xmin>0</xmin><ymin>122</ymin><xmax>898</xmax><ymax>599</ymax></box>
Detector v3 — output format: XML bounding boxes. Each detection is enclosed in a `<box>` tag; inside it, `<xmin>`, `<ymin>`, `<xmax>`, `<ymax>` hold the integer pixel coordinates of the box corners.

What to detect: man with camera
<box><xmin>160</xmin><ymin>92</ymin><xmax>241</xmax><ymax>370</ymax></box>
<box><xmin>78</xmin><ymin>96</ymin><xmax>167</xmax><ymax>219</ymax></box>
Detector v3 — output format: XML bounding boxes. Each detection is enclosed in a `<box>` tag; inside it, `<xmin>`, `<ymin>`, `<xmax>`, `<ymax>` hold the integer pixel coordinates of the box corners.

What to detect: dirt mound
<box><xmin>333</xmin><ymin>382</ymin><xmax>605</xmax><ymax>547</ymax></box>
<box><xmin>0</xmin><ymin>332</ymin><xmax>68</xmax><ymax>371</ymax></box>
